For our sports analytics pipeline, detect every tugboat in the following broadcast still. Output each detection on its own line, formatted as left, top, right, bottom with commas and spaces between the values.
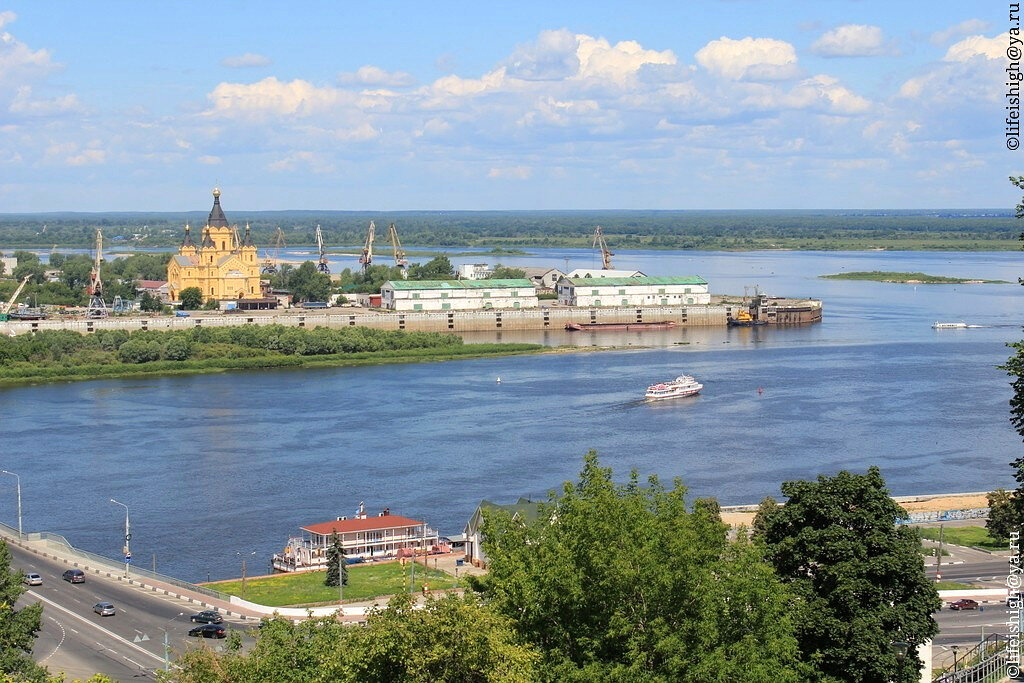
727, 310, 765, 327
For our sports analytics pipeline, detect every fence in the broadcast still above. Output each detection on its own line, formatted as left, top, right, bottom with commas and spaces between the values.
933, 634, 1017, 682
895, 508, 990, 525
0, 522, 231, 602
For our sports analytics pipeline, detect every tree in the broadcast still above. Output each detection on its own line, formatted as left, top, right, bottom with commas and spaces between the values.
0, 541, 46, 681
139, 292, 163, 312
472, 451, 803, 682
489, 265, 527, 279
756, 467, 940, 683
288, 261, 331, 302
409, 256, 453, 280
987, 489, 1016, 542
178, 287, 202, 310
324, 532, 348, 589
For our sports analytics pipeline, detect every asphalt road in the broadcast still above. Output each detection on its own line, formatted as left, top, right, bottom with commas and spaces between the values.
933, 558, 1013, 585
10, 543, 254, 681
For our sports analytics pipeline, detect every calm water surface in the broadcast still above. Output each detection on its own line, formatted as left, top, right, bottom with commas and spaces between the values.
1, 249, 1022, 581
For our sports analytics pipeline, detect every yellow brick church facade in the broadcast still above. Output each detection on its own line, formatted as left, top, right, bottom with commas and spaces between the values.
167, 188, 262, 302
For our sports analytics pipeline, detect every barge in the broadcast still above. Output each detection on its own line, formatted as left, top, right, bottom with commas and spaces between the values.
565, 321, 677, 331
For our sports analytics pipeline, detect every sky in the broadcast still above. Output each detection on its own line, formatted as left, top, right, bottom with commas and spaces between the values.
0, 1, 1018, 211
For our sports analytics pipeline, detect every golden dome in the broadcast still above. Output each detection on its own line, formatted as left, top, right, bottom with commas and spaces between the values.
212, 187, 221, 198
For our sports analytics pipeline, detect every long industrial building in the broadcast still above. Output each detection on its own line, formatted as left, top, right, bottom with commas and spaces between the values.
556, 276, 710, 307
381, 279, 538, 311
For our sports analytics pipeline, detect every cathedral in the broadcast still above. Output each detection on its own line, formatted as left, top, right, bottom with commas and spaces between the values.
166, 188, 262, 302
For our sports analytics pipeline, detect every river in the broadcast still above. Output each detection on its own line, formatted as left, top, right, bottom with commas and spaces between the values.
1, 248, 1022, 582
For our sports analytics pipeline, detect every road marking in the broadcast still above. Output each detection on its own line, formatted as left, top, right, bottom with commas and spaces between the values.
27, 590, 164, 665
41, 616, 65, 663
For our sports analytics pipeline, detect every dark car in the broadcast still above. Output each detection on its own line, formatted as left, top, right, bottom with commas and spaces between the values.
62, 569, 85, 584
949, 599, 979, 610
190, 610, 223, 624
188, 624, 227, 639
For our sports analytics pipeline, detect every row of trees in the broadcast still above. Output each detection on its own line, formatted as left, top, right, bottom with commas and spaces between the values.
0, 325, 463, 366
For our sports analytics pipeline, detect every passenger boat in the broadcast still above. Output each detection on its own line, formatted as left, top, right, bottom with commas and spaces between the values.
565, 321, 676, 331
932, 322, 968, 329
645, 375, 703, 401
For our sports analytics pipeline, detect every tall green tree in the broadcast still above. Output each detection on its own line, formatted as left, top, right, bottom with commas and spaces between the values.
489, 265, 527, 279
0, 541, 46, 682
755, 467, 940, 683
178, 287, 202, 310
409, 256, 453, 280
287, 261, 331, 302
472, 451, 804, 682
324, 533, 348, 589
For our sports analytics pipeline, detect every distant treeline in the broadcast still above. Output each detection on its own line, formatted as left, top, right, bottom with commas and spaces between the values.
0, 209, 1018, 251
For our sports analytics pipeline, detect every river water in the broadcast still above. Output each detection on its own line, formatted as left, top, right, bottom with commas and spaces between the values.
1, 248, 1022, 582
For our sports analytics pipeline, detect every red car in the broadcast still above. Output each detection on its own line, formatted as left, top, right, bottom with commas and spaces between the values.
949, 599, 979, 610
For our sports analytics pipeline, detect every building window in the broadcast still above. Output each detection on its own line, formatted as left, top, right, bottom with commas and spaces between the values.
660, 298, 668, 305
684, 287, 691, 294
442, 303, 451, 310
591, 290, 599, 296
594, 299, 601, 307
412, 293, 420, 299
687, 297, 694, 304
513, 301, 521, 309
413, 303, 423, 311
621, 299, 628, 306
512, 291, 518, 297
441, 292, 448, 298
483, 292, 491, 298
658, 288, 666, 294
618, 289, 626, 295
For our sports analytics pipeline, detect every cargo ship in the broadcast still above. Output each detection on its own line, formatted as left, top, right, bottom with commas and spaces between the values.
565, 321, 676, 331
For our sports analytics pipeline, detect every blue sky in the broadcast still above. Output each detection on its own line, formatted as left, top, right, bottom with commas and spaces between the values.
0, 1, 1015, 211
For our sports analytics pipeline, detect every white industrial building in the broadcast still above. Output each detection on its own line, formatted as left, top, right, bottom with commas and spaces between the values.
456, 263, 493, 280
521, 267, 565, 289
566, 268, 645, 279
381, 279, 538, 311
556, 276, 710, 307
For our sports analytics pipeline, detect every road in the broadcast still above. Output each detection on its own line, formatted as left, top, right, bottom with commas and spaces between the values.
9, 543, 254, 681
932, 558, 1012, 586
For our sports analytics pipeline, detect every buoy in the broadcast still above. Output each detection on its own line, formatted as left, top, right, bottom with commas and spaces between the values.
496, 377, 501, 383
757, 387, 764, 395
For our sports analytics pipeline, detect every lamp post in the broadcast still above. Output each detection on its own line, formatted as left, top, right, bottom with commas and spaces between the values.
160, 612, 185, 672
891, 641, 908, 682
0, 470, 22, 539
110, 499, 130, 577
236, 551, 255, 595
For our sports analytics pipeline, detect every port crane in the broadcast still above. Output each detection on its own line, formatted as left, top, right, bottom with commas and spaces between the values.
315, 224, 330, 274
0, 275, 31, 321
262, 227, 286, 274
86, 228, 108, 318
358, 221, 375, 273
593, 226, 614, 270
387, 223, 408, 278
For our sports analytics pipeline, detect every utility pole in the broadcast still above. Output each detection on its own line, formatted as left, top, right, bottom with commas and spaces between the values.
935, 524, 944, 583
1, 471, 21, 538
110, 499, 130, 577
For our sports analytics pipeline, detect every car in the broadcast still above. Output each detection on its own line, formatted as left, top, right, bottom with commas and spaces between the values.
175, 310, 190, 317
188, 624, 226, 639
62, 569, 85, 584
93, 602, 116, 616
949, 599, 979, 610
190, 610, 223, 624
23, 573, 42, 586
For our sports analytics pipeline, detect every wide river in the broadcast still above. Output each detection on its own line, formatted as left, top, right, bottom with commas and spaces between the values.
2, 248, 1023, 582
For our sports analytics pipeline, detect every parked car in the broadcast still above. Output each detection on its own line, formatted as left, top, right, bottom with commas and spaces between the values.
188, 624, 227, 639
62, 569, 85, 584
175, 310, 190, 317
949, 599, 979, 610
93, 602, 116, 616
190, 610, 223, 624
23, 573, 42, 586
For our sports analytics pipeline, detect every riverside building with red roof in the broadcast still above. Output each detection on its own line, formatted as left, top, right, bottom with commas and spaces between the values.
272, 503, 440, 573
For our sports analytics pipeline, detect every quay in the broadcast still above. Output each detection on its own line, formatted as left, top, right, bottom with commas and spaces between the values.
1, 297, 821, 336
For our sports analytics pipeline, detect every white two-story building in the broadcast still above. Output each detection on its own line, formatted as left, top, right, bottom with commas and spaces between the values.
556, 276, 710, 307
381, 279, 538, 311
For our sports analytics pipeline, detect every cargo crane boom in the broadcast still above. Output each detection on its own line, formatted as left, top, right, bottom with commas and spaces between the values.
262, 227, 286, 274
315, 224, 330, 274
593, 226, 613, 270
387, 223, 408, 278
358, 221, 375, 272
2, 275, 31, 315
87, 229, 108, 318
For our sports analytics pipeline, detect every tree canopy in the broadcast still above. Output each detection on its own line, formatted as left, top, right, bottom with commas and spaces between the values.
755, 467, 940, 682
0, 541, 46, 682
471, 451, 804, 682
178, 287, 202, 310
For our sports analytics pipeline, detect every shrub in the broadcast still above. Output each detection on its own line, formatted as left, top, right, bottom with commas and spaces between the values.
117, 339, 163, 364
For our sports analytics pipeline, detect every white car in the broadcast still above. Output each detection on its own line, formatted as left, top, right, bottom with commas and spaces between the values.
23, 573, 42, 586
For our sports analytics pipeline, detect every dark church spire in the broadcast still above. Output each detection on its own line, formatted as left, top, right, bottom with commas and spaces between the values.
181, 223, 195, 248
207, 187, 228, 228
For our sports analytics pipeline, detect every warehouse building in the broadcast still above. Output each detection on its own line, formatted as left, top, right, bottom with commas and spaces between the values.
556, 276, 710, 307
381, 279, 538, 311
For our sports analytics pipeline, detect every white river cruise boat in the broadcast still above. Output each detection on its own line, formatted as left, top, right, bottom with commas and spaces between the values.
645, 375, 703, 401
932, 321, 968, 329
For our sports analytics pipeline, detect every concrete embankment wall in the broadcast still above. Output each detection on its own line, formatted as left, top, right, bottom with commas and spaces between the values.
4, 304, 736, 335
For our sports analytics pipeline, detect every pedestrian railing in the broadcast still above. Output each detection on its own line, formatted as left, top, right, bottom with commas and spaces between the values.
933, 634, 1016, 682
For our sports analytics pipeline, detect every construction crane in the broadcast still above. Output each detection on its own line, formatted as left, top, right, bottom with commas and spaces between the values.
262, 227, 286, 274
0, 275, 31, 321
315, 224, 330, 274
86, 229, 108, 318
358, 221, 375, 273
387, 223, 409, 278
593, 226, 614, 270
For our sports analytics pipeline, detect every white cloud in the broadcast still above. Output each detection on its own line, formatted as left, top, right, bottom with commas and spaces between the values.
0, 11, 15, 29
811, 25, 894, 57
943, 33, 1006, 61
505, 29, 580, 80
197, 155, 221, 164
488, 166, 531, 179
931, 19, 991, 46
8, 86, 80, 115
574, 33, 677, 84
338, 65, 415, 88
695, 37, 799, 80
0, 18, 60, 86
205, 77, 350, 117
221, 53, 272, 68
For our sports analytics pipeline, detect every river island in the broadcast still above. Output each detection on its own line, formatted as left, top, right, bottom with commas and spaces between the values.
819, 270, 1010, 284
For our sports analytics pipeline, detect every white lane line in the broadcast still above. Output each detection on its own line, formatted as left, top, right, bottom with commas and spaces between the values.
41, 616, 65, 663
27, 590, 164, 665
124, 656, 143, 668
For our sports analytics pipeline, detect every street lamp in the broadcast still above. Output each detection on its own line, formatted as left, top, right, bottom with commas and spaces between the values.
160, 612, 185, 672
891, 641, 908, 682
0, 470, 22, 538
110, 499, 130, 577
